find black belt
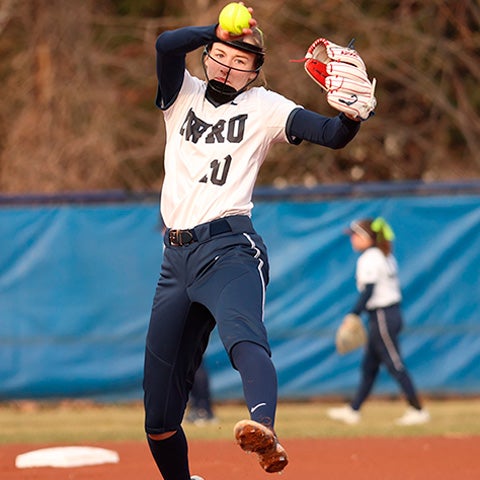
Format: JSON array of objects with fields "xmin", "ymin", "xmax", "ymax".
[{"xmin": 168, "ymin": 218, "xmax": 233, "ymax": 246}]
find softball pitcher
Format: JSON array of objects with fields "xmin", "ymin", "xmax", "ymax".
[
  {"xmin": 327, "ymin": 218, "xmax": 430, "ymax": 426},
  {"xmin": 143, "ymin": 4, "xmax": 375, "ymax": 479}
]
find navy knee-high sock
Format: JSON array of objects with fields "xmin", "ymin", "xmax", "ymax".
[
  {"xmin": 147, "ymin": 428, "xmax": 190, "ymax": 480},
  {"xmin": 231, "ymin": 341, "xmax": 278, "ymax": 428}
]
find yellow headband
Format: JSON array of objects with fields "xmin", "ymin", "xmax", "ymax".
[{"xmin": 371, "ymin": 217, "xmax": 395, "ymax": 241}]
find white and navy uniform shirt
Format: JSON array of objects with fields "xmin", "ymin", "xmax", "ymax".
[
  {"xmin": 156, "ymin": 24, "xmax": 360, "ymax": 229},
  {"xmin": 356, "ymin": 247, "xmax": 402, "ymax": 310},
  {"xmin": 161, "ymin": 70, "xmax": 300, "ymax": 229}
]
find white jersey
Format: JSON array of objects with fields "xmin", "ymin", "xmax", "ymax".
[
  {"xmin": 160, "ymin": 70, "xmax": 301, "ymax": 229},
  {"xmin": 356, "ymin": 247, "xmax": 402, "ymax": 310}
]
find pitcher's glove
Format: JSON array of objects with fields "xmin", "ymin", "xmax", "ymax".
[
  {"xmin": 335, "ymin": 313, "xmax": 367, "ymax": 354},
  {"xmin": 302, "ymin": 38, "xmax": 377, "ymax": 120}
]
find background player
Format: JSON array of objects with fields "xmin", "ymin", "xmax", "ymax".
[
  {"xmin": 143, "ymin": 4, "xmax": 374, "ymax": 479},
  {"xmin": 327, "ymin": 217, "xmax": 430, "ymax": 426},
  {"xmin": 186, "ymin": 359, "xmax": 217, "ymax": 425}
]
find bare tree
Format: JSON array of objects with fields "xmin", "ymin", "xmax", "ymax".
[{"xmin": 0, "ymin": 0, "xmax": 478, "ymax": 193}]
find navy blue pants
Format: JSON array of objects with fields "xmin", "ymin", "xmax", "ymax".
[
  {"xmin": 351, "ymin": 304, "xmax": 421, "ymax": 410},
  {"xmin": 143, "ymin": 215, "xmax": 270, "ymax": 435}
]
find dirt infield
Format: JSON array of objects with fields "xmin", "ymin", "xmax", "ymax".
[{"xmin": 1, "ymin": 436, "xmax": 479, "ymax": 480}]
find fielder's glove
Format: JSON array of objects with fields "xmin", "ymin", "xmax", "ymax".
[
  {"xmin": 335, "ymin": 313, "xmax": 367, "ymax": 354},
  {"xmin": 302, "ymin": 38, "xmax": 377, "ymax": 120}
]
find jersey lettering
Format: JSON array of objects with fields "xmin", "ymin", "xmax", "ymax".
[
  {"xmin": 205, "ymin": 120, "xmax": 226, "ymax": 143},
  {"xmin": 227, "ymin": 114, "xmax": 247, "ymax": 142},
  {"xmin": 180, "ymin": 108, "xmax": 212, "ymax": 143},
  {"xmin": 180, "ymin": 109, "xmax": 248, "ymax": 144}
]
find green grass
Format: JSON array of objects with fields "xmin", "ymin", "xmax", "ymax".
[{"xmin": 0, "ymin": 398, "xmax": 479, "ymax": 445}]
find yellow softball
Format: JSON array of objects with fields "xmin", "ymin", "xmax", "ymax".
[{"xmin": 218, "ymin": 3, "xmax": 252, "ymax": 35}]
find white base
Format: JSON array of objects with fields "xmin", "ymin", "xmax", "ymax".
[{"xmin": 15, "ymin": 446, "xmax": 119, "ymax": 468}]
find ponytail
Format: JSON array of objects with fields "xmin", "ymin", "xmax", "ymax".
[{"xmin": 371, "ymin": 217, "xmax": 395, "ymax": 255}]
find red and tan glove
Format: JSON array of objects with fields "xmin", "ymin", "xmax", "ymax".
[{"xmin": 302, "ymin": 38, "xmax": 377, "ymax": 120}]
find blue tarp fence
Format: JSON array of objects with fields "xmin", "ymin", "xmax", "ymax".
[{"xmin": 1, "ymin": 181, "xmax": 479, "ymax": 401}]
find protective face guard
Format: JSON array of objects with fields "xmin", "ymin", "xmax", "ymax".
[{"xmin": 202, "ymin": 36, "xmax": 265, "ymax": 105}]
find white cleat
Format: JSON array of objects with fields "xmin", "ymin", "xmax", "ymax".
[
  {"xmin": 395, "ymin": 407, "xmax": 431, "ymax": 426},
  {"xmin": 326, "ymin": 405, "xmax": 361, "ymax": 425}
]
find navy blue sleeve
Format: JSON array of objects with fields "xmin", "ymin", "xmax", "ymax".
[
  {"xmin": 286, "ymin": 108, "xmax": 360, "ymax": 148},
  {"xmin": 351, "ymin": 283, "xmax": 375, "ymax": 315},
  {"xmin": 155, "ymin": 24, "xmax": 218, "ymax": 110}
]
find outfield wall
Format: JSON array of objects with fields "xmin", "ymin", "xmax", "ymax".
[{"xmin": 1, "ymin": 183, "xmax": 479, "ymax": 401}]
